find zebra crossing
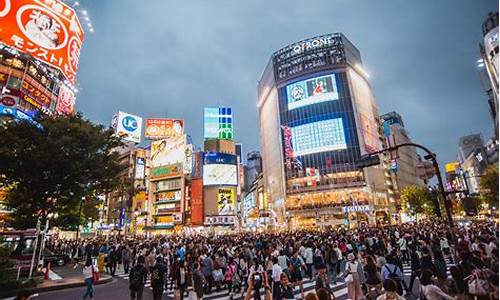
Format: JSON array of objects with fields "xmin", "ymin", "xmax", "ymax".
[
  {"xmin": 115, "ymin": 273, "xmax": 349, "ymax": 300},
  {"xmin": 401, "ymin": 256, "xmax": 455, "ymax": 277}
]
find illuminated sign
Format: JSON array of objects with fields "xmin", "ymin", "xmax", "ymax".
[
  {"xmin": 203, "ymin": 152, "xmax": 237, "ymax": 165},
  {"xmin": 183, "ymin": 144, "xmax": 193, "ymax": 175},
  {"xmin": 204, "ymin": 107, "xmax": 233, "ymax": 140},
  {"xmin": 286, "ymin": 74, "xmax": 338, "ymax": 110},
  {"xmin": 445, "ymin": 162, "xmax": 459, "ymax": 173},
  {"xmin": 243, "ymin": 193, "xmax": 255, "ymax": 214},
  {"xmin": 218, "ymin": 188, "xmax": 235, "ymax": 215},
  {"xmin": 291, "ymin": 118, "xmax": 347, "ymax": 156},
  {"xmin": 115, "ymin": 111, "xmax": 142, "ymax": 143},
  {"xmin": 150, "ymin": 135, "xmax": 186, "ymax": 168},
  {"xmin": 134, "ymin": 157, "xmax": 145, "ymax": 180},
  {"xmin": 145, "ymin": 118, "xmax": 184, "ymax": 140},
  {"xmin": 151, "ymin": 163, "xmax": 182, "ymax": 180},
  {"xmin": 203, "ymin": 164, "xmax": 238, "ymax": 186},
  {"xmin": 55, "ymin": 84, "xmax": 75, "ymax": 115},
  {"xmin": 292, "ymin": 35, "xmax": 335, "ymax": 55},
  {"xmin": 204, "ymin": 215, "xmax": 235, "ymax": 226},
  {"xmin": 342, "ymin": 205, "xmax": 373, "ymax": 213},
  {"xmin": 0, "ymin": 0, "xmax": 84, "ymax": 84}
]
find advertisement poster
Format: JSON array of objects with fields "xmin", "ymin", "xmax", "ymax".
[
  {"xmin": 183, "ymin": 144, "xmax": 193, "ymax": 175},
  {"xmin": 115, "ymin": 111, "xmax": 142, "ymax": 144},
  {"xmin": 358, "ymin": 113, "xmax": 379, "ymax": 153},
  {"xmin": 0, "ymin": 0, "xmax": 84, "ymax": 84},
  {"xmin": 150, "ymin": 135, "xmax": 186, "ymax": 168},
  {"xmin": 150, "ymin": 163, "xmax": 182, "ymax": 180},
  {"xmin": 203, "ymin": 164, "xmax": 238, "ymax": 186},
  {"xmin": 291, "ymin": 118, "xmax": 347, "ymax": 156},
  {"xmin": 218, "ymin": 188, "xmax": 235, "ymax": 215},
  {"xmin": 134, "ymin": 157, "xmax": 145, "ymax": 180},
  {"xmin": 145, "ymin": 118, "xmax": 184, "ymax": 139}
]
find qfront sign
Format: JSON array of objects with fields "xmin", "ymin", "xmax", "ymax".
[{"xmin": 292, "ymin": 35, "xmax": 335, "ymax": 55}]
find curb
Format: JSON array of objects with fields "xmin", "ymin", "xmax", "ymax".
[{"xmin": 0, "ymin": 275, "xmax": 113, "ymax": 299}]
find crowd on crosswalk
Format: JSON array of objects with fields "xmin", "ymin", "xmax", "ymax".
[{"xmin": 44, "ymin": 220, "xmax": 498, "ymax": 300}]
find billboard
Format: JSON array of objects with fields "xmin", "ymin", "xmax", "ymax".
[
  {"xmin": 291, "ymin": 118, "xmax": 347, "ymax": 156},
  {"xmin": 358, "ymin": 113, "xmax": 379, "ymax": 153},
  {"xmin": 145, "ymin": 118, "xmax": 184, "ymax": 139},
  {"xmin": 286, "ymin": 74, "xmax": 339, "ymax": 110},
  {"xmin": 150, "ymin": 135, "xmax": 186, "ymax": 167},
  {"xmin": 134, "ymin": 157, "xmax": 145, "ymax": 180},
  {"xmin": 183, "ymin": 144, "xmax": 193, "ymax": 175},
  {"xmin": 150, "ymin": 162, "xmax": 182, "ymax": 180},
  {"xmin": 203, "ymin": 164, "xmax": 238, "ymax": 186},
  {"xmin": 203, "ymin": 152, "xmax": 237, "ymax": 165},
  {"xmin": 55, "ymin": 84, "xmax": 75, "ymax": 115},
  {"xmin": 0, "ymin": 0, "xmax": 84, "ymax": 84},
  {"xmin": 190, "ymin": 179, "xmax": 204, "ymax": 225},
  {"xmin": 115, "ymin": 111, "xmax": 142, "ymax": 143},
  {"xmin": 204, "ymin": 107, "xmax": 233, "ymax": 139},
  {"xmin": 218, "ymin": 188, "xmax": 235, "ymax": 215}
]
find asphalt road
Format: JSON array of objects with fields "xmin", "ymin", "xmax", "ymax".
[{"xmin": 29, "ymin": 258, "xmax": 454, "ymax": 300}]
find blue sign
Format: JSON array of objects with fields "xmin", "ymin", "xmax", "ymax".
[
  {"xmin": 122, "ymin": 116, "xmax": 138, "ymax": 132},
  {"xmin": 119, "ymin": 208, "xmax": 125, "ymax": 228},
  {"xmin": 203, "ymin": 152, "xmax": 237, "ymax": 165},
  {"xmin": 0, "ymin": 104, "xmax": 16, "ymax": 117}
]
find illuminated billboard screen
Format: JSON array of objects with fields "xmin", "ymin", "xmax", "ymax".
[
  {"xmin": 203, "ymin": 164, "xmax": 237, "ymax": 186},
  {"xmin": 145, "ymin": 118, "xmax": 184, "ymax": 140},
  {"xmin": 291, "ymin": 118, "xmax": 347, "ymax": 156},
  {"xmin": 204, "ymin": 107, "xmax": 233, "ymax": 139},
  {"xmin": 203, "ymin": 152, "xmax": 237, "ymax": 165},
  {"xmin": 115, "ymin": 111, "xmax": 142, "ymax": 144},
  {"xmin": 286, "ymin": 74, "xmax": 338, "ymax": 110},
  {"xmin": 0, "ymin": 0, "xmax": 84, "ymax": 84}
]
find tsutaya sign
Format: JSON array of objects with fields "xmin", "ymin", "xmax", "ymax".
[
  {"xmin": 292, "ymin": 35, "xmax": 335, "ymax": 54},
  {"xmin": 342, "ymin": 205, "xmax": 373, "ymax": 213}
]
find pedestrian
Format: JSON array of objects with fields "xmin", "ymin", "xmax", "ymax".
[
  {"xmin": 315, "ymin": 264, "xmax": 332, "ymax": 296},
  {"xmin": 419, "ymin": 270, "xmax": 455, "ymax": 300},
  {"xmin": 129, "ymin": 255, "xmax": 148, "ymax": 300},
  {"xmin": 151, "ymin": 256, "xmax": 167, "ymax": 300},
  {"xmin": 201, "ymin": 254, "xmax": 214, "ymax": 294},
  {"xmin": 271, "ymin": 256, "xmax": 282, "ymax": 300},
  {"xmin": 82, "ymin": 257, "xmax": 95, "ymax": 300},
  {"xmin": 122, "ymin": 244, "xmax": 132, "ymax": 274},
  {"xmin": 289, "ymin": 250, "xmax": 306, "ymax": 299},
  {"xmin": 192, "ymin": 262, "xmax": 205, "ymax": 300},
  {"xmin": 376, "ymin": 279, "xmax": 405, "ymax": 300},
  {"xmin": 381, "ymin": 255, "xmax": 404, "ymax": 296},
  {"xmin": 363, "ymin": 255, "xmax": 383, "ymax": 297},
  {"xmin": 344, "ymin": 253, "xmax": 363, "ymax": 300},
  {"xmin": 174, "ymin": 260, "xmax": 188, "ymax": 300}
]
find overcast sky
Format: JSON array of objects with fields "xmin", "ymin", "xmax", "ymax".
[{"xmin": 75, "ymin": 0, "xmax": 497, "ymax": 165}]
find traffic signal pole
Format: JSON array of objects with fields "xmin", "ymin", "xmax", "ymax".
[{"xmin": 358, "ymin": 142, "xmax": 454, "ymax": 227}]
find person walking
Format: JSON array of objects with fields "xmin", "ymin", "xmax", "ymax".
[
  {"xmin": 192, "ymin": 262, "xmax": 205, "ymax": 300},
  {"xmin": 129, "ymin": 256, "xmax": 148, "ymax": 300},
  {"xmin": 271, "ymin": 257, "xmax": 282, "ymax": 300},
  {"xmin": 122, "ymin": 244, "xmax": 132, "ymax": 274},
  {"xmin": 344, "ymin": 253, "xmax": 363, "ymax": 300},
  {"xmin": 82, "ymin": 257, "xmax": 95, "ymax": 300},
  {"xmin": 151, "ymin": 256, "xmax": 167, "ymax": 300},
  {"xmin": 174, "ymin": 260, "xmax": 188, "ymax": 300},
  {"xmin": 419, "ymin": 270, "xmax": 455, "ymax": 300}
]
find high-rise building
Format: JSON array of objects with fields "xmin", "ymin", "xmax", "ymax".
[
  {"xmin": 458, "ymin": 134, "xmax": 485, "ymax": 163},
  {"xmin": 244, "ymin": 151, "xmax": 262, "ymax": 191},
  {"xmin": 257, "ymin": 33, "xmax": 390, "ymax": 228},
  {"xmin": 380, "ymin": 111, "xmax": 426, "ymax": 195},
  {"xmin": 479, "ymin": 12, "xmax": 499, "ymax": 138}
]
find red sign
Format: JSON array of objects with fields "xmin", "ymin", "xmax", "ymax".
[
  {"xmin": 190, "ymin": 179, "xmax": 203, "ymax": 225},
  {"xmin": 0, "ymin": 0, "xmax": 84, "ymax": 84},
  {"xmin": 55, "ymin": 83, "xmax": 74, "ymax": 114}
]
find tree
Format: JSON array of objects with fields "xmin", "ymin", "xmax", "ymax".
[
  {"xmin": 0, "ymin": 113, "xmax": 123, "ymax": 229},
  {"xmin": 480, "ymin": 164, "xmax": 499, "ymax": 206},
  {"xmin": 400, "ymin": 185, "xmax": 435, "ymax": 218}
]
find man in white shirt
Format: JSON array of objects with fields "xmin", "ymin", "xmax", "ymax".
[
  {"xmin": 304, "ymin": 245, "xmax": 314, "ymax": 279},
  {"xmin": 271, "ymin": 257, "xmax": 282, "ymax": 300}
]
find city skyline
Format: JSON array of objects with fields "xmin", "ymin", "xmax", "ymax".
[{"xmin": 76, "ymin": 0, "xmax": 496, "ymax": 165}]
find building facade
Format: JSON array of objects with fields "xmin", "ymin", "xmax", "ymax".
[
  {"xmin": 380, "ymin": 111, "xmax": 426, "ymax": 196},
  {"xmin": 258, "ymin": 33, "xmax": 390, "ymax": 229}
]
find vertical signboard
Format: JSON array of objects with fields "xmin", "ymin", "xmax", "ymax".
[{"xmin": 190, "ymin": 179, "xmax": 204, "ymax": 225}]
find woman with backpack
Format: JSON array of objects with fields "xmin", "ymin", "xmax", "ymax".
[{"xmin": 381, "ymin": 255, "xmax": 404, "ymax": 296}]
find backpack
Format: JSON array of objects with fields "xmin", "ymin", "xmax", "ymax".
[
  {"xmin": 384, "ymin": 265, "xmax": 401, "ymax": 282},
  {"xmin": 129, "ymin": 265, "xmax": 144, "ymax": 290},
  {"xmin": 151, "ymin": 266, "xmax": 161, "ymax": 282},
  {"xmin": 329, "ymin": 249, "xmax": 338, "ymax": 264}
]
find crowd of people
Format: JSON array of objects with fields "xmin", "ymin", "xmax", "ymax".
[{"xmin": 46, "ymin": 221, "xmax": 499, "ymax": 300}]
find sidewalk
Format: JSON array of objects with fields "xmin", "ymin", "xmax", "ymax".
[{"xmin": 0, "ymin": 273, "xmax": 113, "ymax": 299}]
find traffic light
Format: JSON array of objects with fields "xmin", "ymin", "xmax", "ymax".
[{"xmin": 355, "ymin": 154, "xmax": 381, "ymax": 169}]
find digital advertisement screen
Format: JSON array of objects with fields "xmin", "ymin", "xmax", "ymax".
[
  {"xmin": 204, "ymin": 107, "xmax": 233, "ymax": 139},
  {"xmin": 203, "ymin": 164, "xmax": 238, "ymax": 186},
  {"xmin": 203, "ymin": 152, "xmax": 237, "ymax": 165},
  {"xmin": 145, "ymin": 118, "xmax": 184, "ymax": 140},
  {"xmin": 286, "ymin": 74, "xmax": 339, "ymax": 110},
  {"xmin": 291, "ymin": 118, "xmax": 347, "ymax": 156}
]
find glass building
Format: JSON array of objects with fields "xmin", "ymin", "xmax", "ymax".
[{"xmin": 257, "ymin": 33, "xmax": 390, "ymax": 228}]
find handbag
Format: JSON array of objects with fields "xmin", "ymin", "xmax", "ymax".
[
  {"xmin": 467, "ymin": 270, "xmax": 490, "ymax": 296},
  {"xmin": 92, "ymin": 266, "xmax": 99, "ymax": 284},
  {"xmin": 345, "ymin": 274, "xmax": 353, "ymax": 283}
]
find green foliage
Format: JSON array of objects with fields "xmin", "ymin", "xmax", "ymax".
[
  {"xmin": 480, "ymin": 164, "xmax": 499, "ymax": 205},
  {"xmin": 0, "ymin": 246, "xmax": 13, "ymax": 283},
  {"xmin": 400, "ymin": 185, "xmax": 435, "ymax": 216},
  {"xmin": 0, "ymin": 113, "xmax": 123, "ymax": 229}
]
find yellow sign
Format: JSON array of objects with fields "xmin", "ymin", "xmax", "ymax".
[
  {"xmin": 218, "ymin": 188, "xmax": 235, "ymax": 215},
  {"xmin": 445, "ymin": 162, "xmax": 459, "ymax": 173}
]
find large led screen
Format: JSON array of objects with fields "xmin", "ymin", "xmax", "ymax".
[
  {"xmin": 286, "ymin": 74, "xmax": 339, "ymax": 110},
  {"xmin": 291, "ymin": 118, "xmax": 347, "ymax": 156},
  {"xmin": 204, "ymin": 107, "xmax": 233, "ymax": 139},
  {"xmin": 203, "ymin": 164, "xmax": 238, "ymax": 186}
]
